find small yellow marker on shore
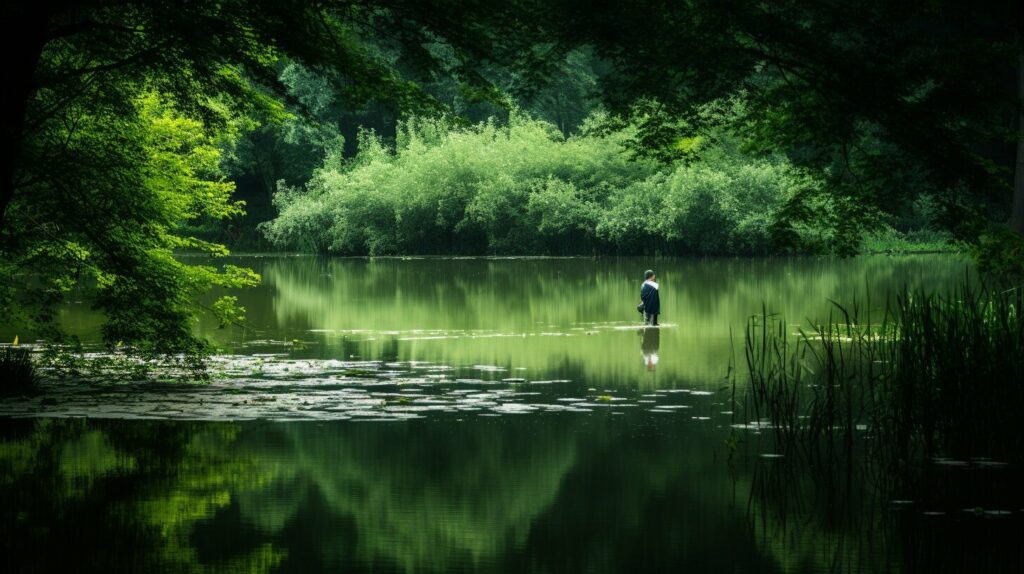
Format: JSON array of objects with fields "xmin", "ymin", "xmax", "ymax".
[{"xmin": 12, "ymin": 335, "xmax": 18, "ymax": 346}]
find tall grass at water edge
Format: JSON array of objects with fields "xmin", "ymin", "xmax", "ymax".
[
  {"xmin": 743, "ymin": 281, "xmax": 1024, "ymax": 464},
  {"xmin": 0, "ymin": 346, "xmax": 39, "ymax": 396}
]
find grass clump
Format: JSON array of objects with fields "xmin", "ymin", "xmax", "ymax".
[
  {"xmin": 862, "ymin": 227, "xmax": 956, "ymax": 254},
  {"xmin": 743, "ymin": 281, "xmax": 1024, "ymax": 464},
  {"xmin": 0, "ymin": 346, "xmax": 39, "ymax": 396}
]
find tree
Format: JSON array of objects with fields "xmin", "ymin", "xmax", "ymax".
[
  {"xmin": 0, "ymin": 0, "xmax": 533, "ymax": 354},
  {"xmin": 543, "ymin": 1, "xmax": 1022, "ymax": 251}
]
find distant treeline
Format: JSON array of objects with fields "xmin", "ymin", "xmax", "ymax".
[{"xmin": 263, "ymin": 113, "xmax": 840, "ymax": 256}]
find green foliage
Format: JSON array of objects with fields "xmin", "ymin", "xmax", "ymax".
[
  {"xmin": 211, "ymin": 296, "xmax": 247, "ymax": 329},
  {"xmin": 862, "ymin": 227, "xmax": 954, "ymax": 254},
  {"xmin": 656, "ymin": 151, "xmax": 817, "ymax": 254},
  {"xmin": 3, "ymin": 1, "xmax": 539, "ymax": 359},
  {"xmin": 544, "ymin": 2, "xmax": 1021, "ymax": 242},
  {"xmin": 971, "ymin": 228, "xmax": 1024, "ymax": 284},
  {"xmin": 1, "ymin": 87, "xmax": 258, "ymax": 357},
  {"xmin": 265, "ymin": 113, "xmax": 821, "ymax": 255}
]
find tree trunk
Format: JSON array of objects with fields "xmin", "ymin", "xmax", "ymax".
[
  {"xmin": 1012, "ymin": 49, "xmax": 1024, "ymax": 234},
  {"xmin": 0, "ymin": 6, "xmax": 50, "ymax": 234}
]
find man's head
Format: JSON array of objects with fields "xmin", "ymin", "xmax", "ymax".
[{"xmin": 644, "ymin": 269, "xmax": 656, "ymax": 281}]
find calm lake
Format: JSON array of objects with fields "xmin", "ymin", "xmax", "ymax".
[
  {"xmin": 3, "ymin": 255, "xmax": 1022, "ymax": 572},
  {"xmin": 50, "ymin": 253, "xmax": 976, "ymax": 386}
]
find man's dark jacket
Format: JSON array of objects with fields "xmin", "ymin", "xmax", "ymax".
[{"xmin": 640, "ymin": 282, "xmax": 660, "ymax": 315}]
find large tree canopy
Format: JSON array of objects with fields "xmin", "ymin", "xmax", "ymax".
[
  {"xmin": 542, "ymin": 1, "xmax": 1022, "ymax": 250},
  {"xmin": 0, "ymin": 0, "xmax": 529, "ymax": 354}
]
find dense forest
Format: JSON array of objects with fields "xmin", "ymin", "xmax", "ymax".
[{"xmin": 2, "ymin": 0, "xmax": 1023, "ymax": 353}]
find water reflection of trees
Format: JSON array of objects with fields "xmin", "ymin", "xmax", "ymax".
[
  {"xmin": 224, "ymin": 420, "xmax": 579, "ymax": 570},
  {"xmin": 0, "ymin": 419, "xmax": 284, "ymax": 572},
  {"xmin": 4, "ymin": 411, "xmax": 1015, "ymax": 572},
  {"xmin": 2, "ymin": 416, "xmax": 760, "ymax": 572},
  {"xmin": 258, "ymin": 256, "xmax": 966, "ymax": 335},
  {"xmin": 232, "ymin": 255, "xmax": 966, "ymax": 386},
  {"xmin": 744, "ymin": 445, "xmax": 1024, "ymax": 573}
]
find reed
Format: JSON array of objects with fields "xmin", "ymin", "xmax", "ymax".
[
  {"xmin": 0, "ymin": 346, "xmax": 39, "ymax": 396},
  {"xmin": 743, "ymin": 281, "xmax": 1024, "ymax": 464}
]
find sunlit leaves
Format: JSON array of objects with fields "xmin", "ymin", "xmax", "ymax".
[
  {"xmin": 266, "ymin": 111, "xmax": 820, "ymax": 256},
  {"xmin": 4, "ymin": 85, "xmax": 258, "ymax": 357},
  {"xmin": 211, "ymin": 296, "xmax": 246, "ymax": 329}
]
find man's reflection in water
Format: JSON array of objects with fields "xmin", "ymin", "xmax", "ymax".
[{"xmin": 640, "ymin": 327, "xmax": 661, "ymax": 371}]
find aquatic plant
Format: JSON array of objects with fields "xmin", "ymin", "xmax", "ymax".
[
  {"xmin": 743, "ymin": 281, "xmax": 1024, "ymax": 465},
  {"xmin": 0, "ymin": 346, "xmax": 39, "ymax": 396}
]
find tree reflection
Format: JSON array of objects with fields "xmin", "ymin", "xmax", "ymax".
[
  {"xmin": 4, "ymin": 413, "xmax": 1017, "ymax": 572},
  {"xmin": 2, "ymin": 415, "xmax": 755, "ymax": 572},
  {"xmin": 209, "ymin": 255, "xmax": 966, "ymax": 387}
]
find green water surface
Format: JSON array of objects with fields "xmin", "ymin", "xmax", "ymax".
[{"xmin": 51, "ymin": 254, "xmax": 972, "ymax": 387}]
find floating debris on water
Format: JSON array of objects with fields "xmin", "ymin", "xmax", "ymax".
[
  {"xmin": 473, "ymin": 365, "xmax": 507, "ymax": 372},
  {"xmin": 2, "ymin": 347, "xmax": 778, "ymax": 424}
]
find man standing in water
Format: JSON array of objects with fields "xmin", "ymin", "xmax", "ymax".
[{"xmin": 640, "ymin": 269, "xmax": 660, "ymax": 326}]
